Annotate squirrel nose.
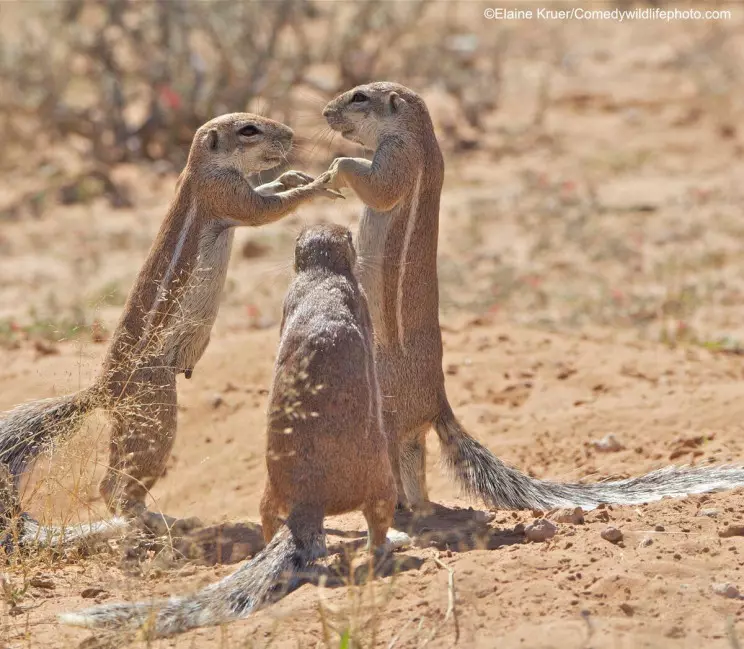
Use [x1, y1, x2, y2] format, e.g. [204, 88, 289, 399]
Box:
[322, 107, 331, 117]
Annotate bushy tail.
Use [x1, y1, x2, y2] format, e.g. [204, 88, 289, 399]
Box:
[0, 386, 99, 480]
[0, 387, 110, 551]
[59, 522, 325, 638]
[17, 513, 129, 548]
[433, 408, 744, 511]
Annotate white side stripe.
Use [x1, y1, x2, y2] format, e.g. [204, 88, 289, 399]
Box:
[396, 172, 423, 354]
[137, 200, 197, 349]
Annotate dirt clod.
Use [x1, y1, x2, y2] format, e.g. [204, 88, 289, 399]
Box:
[711, 583, 740, 599]
[524, 518, 558, 543]
[718, 525, 744, 538]
[550, 507, 585, 525]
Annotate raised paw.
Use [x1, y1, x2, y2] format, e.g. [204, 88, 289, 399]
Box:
[318, 158, 349, 192]
[308, 174, 345, 200]
[277, 170, 315, 190]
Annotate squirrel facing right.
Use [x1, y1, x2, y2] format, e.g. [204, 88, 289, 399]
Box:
[0, 113, 336, 547]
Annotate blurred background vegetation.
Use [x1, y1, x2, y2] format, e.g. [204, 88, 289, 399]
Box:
[1, 0, 743, 352]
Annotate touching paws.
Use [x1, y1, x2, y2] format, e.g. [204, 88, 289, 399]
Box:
[276, 170, 315, 190]
[318, 157, 349, 192]
[280, 170, 344, 200]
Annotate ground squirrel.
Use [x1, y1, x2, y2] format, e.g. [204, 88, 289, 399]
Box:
[320, 81, 744, 510]
[60, 224, 408, 637]
[0, 113, 338, 546]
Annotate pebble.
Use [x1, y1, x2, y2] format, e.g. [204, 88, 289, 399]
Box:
[550, 507, 585, 525]
[638, 536, 653, 548]
[601, 527, 623, 544]
[711, 583, 740, 599]
[591, 433, 624, 453]
[210, 393, 225, 409]
[592, 510, 611, 523]
[696, 508, 719, 518]
[81, 587, 107, 599]
[524, 518, 557, 542]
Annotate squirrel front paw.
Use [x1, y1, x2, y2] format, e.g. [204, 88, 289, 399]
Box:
[276, 170, 314, 190]
[318, 157, 350, 192]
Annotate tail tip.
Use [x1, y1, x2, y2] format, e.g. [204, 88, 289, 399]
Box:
[58, 612, 92, 628]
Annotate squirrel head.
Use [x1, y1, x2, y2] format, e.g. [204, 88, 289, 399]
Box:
[190, 113, 294, 175]
[322, 82, 428, 148]
[294, 224, 356, 276]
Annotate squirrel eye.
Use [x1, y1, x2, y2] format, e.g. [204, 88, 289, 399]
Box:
[350, 92, 368, 104]
[238, 124, 260, 137]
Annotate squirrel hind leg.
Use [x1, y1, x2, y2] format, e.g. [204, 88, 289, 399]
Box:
[399, 428, 431, 511]
[362, 488, 396, 552]
[260, 485, 283, 544]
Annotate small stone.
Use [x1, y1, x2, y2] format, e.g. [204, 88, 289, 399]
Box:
[209, 394, 224, 409]
[524, 518, 558, 542]
[638, 536, 653, 548]
[550, 507, 585, 525]
[385, 529, 412, 550]
[654, 524, 665, 532]
[513, 523, 525, 535]
[697, 508, 719, 518]
[30, 577, 54, 590]
[601, 527, 623, 544]
[81, 587, 106, 599]
[718, 525, 744, 538]
[591, 510, 611, 523]
[711, 583, 740, 599]
[591, 434, 624, 453]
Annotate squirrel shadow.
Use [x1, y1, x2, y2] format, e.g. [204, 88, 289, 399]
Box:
[127, 503, 523, 570]
[391, 502, 524, 552]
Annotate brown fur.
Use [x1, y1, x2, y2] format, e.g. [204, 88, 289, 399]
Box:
[321, 82, 445, 507]
[320, 82, 744, 512]
[59, 224, 399, 637]
[0, 113, 337, 541]
[260, 224, 396, 548]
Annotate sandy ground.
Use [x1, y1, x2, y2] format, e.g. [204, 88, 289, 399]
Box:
[1, 12, 743, 649]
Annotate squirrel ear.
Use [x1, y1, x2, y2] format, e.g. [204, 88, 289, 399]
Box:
[207, 128, 219, 151]
[389, 92, 405, 113]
